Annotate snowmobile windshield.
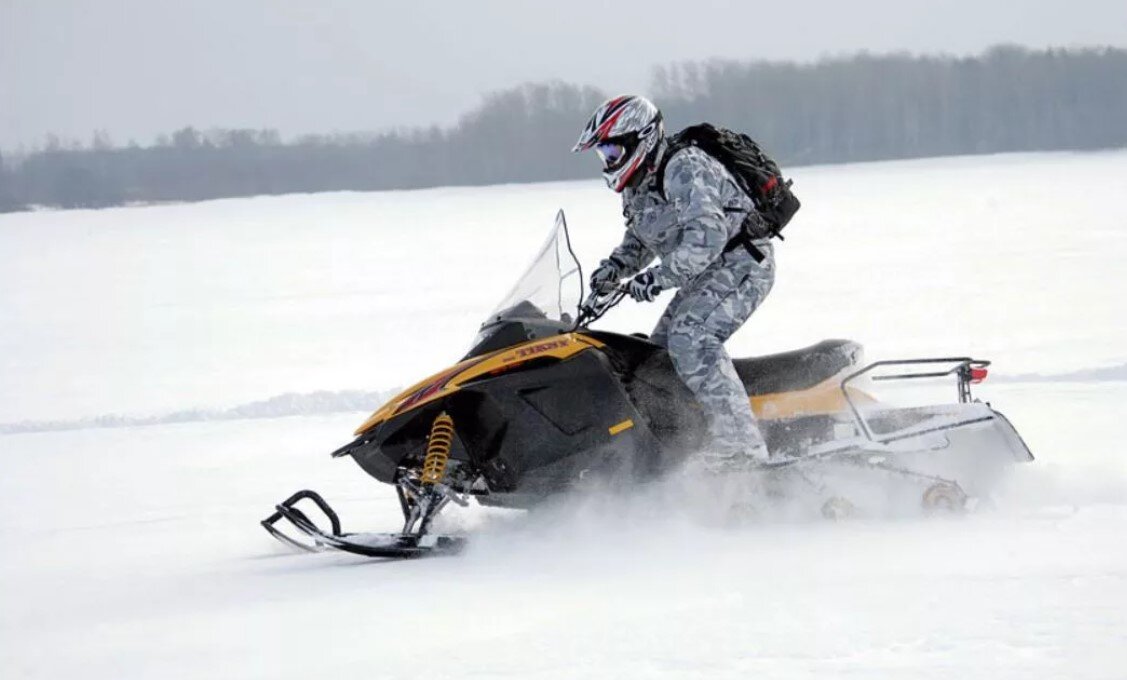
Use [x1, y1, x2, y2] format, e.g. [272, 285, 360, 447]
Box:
[481, 210, 582, 328]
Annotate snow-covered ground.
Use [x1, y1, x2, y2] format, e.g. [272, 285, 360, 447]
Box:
[2, 151, 1126, 678]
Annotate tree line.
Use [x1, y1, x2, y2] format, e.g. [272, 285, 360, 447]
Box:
[2, 45, 1125, 213]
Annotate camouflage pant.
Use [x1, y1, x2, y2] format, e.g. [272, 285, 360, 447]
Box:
[650, 245, 776, 461]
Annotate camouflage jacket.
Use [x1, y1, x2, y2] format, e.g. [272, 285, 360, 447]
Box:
[606, 144, 768, 290]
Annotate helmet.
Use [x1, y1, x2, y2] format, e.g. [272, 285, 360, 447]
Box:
[572, 95, 664, 192]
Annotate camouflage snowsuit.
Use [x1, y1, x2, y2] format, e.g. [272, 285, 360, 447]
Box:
[607, 144, 776, 461]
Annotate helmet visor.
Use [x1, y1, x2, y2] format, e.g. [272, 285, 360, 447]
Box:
[595, 142, 627, 170]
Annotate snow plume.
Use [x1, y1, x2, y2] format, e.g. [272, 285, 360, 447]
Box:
[450, 459, 940, 562]
[982, 382, 1127, 508]
[994, 462, 1127, 511]
[443, 416, 1126, 565]
[0, 388, 398, 435]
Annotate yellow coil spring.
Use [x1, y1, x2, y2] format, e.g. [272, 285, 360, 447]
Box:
[420, 412, 455, 485]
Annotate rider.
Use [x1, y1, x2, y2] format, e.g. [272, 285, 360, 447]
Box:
[573, 95, 775, 469]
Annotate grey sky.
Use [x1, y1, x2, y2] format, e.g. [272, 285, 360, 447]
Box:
[2, 0, 1126, 151]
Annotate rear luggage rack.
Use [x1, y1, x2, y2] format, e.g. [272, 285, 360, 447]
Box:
[840, 358, 992, 443]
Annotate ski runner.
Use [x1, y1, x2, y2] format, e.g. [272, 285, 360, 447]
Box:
[573, 95, 776, 471]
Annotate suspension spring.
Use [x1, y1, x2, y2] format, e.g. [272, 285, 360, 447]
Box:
[420, 412, 455, 486]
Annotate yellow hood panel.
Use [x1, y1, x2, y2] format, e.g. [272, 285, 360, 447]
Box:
[355, 332, 605, 435]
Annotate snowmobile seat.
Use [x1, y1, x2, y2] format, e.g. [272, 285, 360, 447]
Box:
[733, 339, 863, 396]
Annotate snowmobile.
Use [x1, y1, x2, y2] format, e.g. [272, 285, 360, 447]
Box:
[262, 210, 1034, 558]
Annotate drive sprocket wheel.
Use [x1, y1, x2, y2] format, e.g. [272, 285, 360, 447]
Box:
[821, 496, 855, 520]
[921, 482, 968, 513]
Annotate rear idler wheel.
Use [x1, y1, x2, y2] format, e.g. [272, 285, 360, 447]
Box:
[921, 482, 968, 513]
[821, 496, 856, 520]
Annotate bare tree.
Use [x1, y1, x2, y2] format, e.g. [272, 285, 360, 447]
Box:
[4, 46, 1125, 212]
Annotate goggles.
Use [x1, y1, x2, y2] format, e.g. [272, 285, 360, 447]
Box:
[595, 141, 627, 169]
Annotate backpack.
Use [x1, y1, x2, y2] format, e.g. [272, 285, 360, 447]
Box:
[655, 123, 800, 242]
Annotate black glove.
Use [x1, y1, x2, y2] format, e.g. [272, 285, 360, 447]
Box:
[627, 269, 662, 302]
[589, 257, 624, 295]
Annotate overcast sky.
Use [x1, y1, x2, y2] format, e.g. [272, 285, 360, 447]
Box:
[2, 0, 1126, 151]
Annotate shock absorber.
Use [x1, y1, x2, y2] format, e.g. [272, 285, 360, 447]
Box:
[420, 412, 455, 486]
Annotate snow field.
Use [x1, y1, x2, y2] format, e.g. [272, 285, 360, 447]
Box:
[2, 150, 1126, 678]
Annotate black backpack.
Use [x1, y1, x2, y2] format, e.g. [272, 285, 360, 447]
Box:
[656, 123, 800, 241]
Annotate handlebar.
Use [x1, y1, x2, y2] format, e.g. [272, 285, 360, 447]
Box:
[574, 284, 629, 329]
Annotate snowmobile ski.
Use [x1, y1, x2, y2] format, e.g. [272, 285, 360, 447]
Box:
[262, 489, 466, 559]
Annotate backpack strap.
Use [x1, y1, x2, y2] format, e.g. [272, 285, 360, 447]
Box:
[655, 136, 765, 264]
[652, 138, 688, 202]
[722, 230, 766, 263]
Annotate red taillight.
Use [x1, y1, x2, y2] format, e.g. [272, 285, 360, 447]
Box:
[969, 367, 988, 383]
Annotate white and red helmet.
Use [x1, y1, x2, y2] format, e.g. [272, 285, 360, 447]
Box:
[572, 95, 664, 192]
